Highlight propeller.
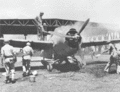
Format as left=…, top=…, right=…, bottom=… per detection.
left=78, top=18, right=90, bottom=35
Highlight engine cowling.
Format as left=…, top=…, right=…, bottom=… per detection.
left=65, top=28, right=82, bottom=48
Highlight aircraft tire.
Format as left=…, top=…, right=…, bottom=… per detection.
left=47, top=64, right=53, bottom=72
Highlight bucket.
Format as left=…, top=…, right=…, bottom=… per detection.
left=32, top=70, right=38, bottom=76
left=29, top=75, right=36, bottom=82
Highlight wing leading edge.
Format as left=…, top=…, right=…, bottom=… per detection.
left=0, top=38, right=53, bottom=50
left=82, top=40, right=120, bottom=48
left=1, top=38, right=120, bottom=49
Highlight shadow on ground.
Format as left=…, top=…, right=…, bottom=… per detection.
left=0, top=66, right=45, bottom=72
left=81, top=60, right=117, bottom=78
left=87, top=60, right=107, bottom=65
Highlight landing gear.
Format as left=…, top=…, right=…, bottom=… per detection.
left=41, top=56, right=84, bottom=72
left=41, top=59, right=54, bottom=72
left=67, top=55, right=83, bottom=70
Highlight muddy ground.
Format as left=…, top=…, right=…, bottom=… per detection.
left=0, top=55, right=120, bottom=92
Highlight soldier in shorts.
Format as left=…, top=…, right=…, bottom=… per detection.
left=1, top=39, right=16, bottom=83
left=22, top=42, right=34, bottom=77
left=114, top=43, right=120, bottom=74
left=102, top=41, right=117, bottom=73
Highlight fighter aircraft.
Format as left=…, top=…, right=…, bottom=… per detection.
left=1, top=13, right=120, bottom=71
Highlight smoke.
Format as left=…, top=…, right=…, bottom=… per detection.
left=53, top=21, right=120, bottom=38
left=54, top=21, right=85, bottom=35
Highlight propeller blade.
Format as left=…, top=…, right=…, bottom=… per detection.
left=78, top=18, right=90, bottom=35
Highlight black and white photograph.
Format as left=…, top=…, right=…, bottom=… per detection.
left=0, top=0, right=120, bottom=92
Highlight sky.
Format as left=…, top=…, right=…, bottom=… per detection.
left=0, top=0, right=120, bottom=25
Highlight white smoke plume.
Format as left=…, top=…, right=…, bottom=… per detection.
left=54, top=21, right=85, bottom=36
left=53, top=20, right=120, bottom=39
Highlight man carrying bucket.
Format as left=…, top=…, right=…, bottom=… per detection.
left=22, top=42, right=34, bottom=77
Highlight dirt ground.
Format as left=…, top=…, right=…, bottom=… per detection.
left=0, top=55, right=120, bottom=92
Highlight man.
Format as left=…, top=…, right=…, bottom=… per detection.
left=22, top=42, right=34, bottom=77
left=1, top=39, right=16, bottom=83
left=114, top=43, right=120, bottom=74
left=101, top=41, right=117, bottom=73
left=90, top=46, right=96, bottom=59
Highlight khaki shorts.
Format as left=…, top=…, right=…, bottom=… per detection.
left=22, top=59, right=30, bottom=66
left=4, top=58, right=15, bottom=70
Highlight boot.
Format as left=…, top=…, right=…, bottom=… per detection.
left=26, top=71, right=32, bottom=76
left=5, top=76, right=11, bottom=84
left=11, top=79, right=16, bottom=84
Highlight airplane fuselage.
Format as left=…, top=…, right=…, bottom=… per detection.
left=41, top=28, right=82, bottom=61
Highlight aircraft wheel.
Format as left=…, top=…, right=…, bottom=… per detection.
left=47, top=64, right=53, bottom=72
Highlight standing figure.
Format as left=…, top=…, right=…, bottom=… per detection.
left=114, top=43, right=120, bottom=74
left=22, top=42, right=34, bottom=77
left=102, top=41, right=117, bottom=73
left=1, top=39, right=16, bottom=83
left=90, top=46, right=96, bottom=59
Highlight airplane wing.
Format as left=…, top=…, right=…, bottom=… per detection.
left=1, top=38, right=120, bottom=50
left=81, top=39, right=120, bottom=48
left=0, top=38, right=53, bottom=50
